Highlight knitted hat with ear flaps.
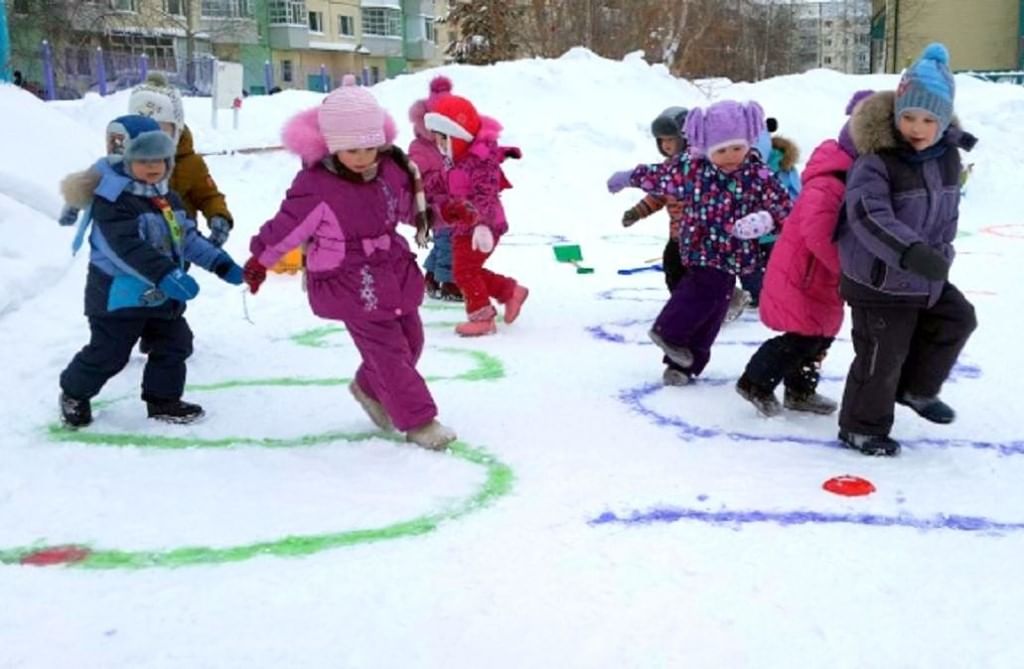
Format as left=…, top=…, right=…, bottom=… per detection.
left=105, top=114, right=161, bottom=156
left=318, top=74, right=391, bottom=153
left=685, top=100, right=765, bottom=155
left=128, top=73, right=185, bottom=140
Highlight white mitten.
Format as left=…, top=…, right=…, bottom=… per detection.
left=471, top=225, right=495, bottom=253
left=730, top=211, right=775, bottom=240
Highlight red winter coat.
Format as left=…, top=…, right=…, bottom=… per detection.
left=759, top=139, right=851, bottom=337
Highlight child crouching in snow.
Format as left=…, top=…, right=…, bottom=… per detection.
left=424, top=89, right=528, bottom=337
left=409, top=76, right=462, bottom=302
left=835, top=44, right=977, bottom=457
left=243, top=77, right=456, bottom=451
left=736, top=90, right=874, bottom=418
left=607, top=100, right=792, bottom=384
left=58, top=115, right=245, bottom=428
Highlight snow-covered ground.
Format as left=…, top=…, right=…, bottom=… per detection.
left=2, top=49, right=1024, bottom=668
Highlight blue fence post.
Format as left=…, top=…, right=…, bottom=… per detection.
left=263, top=59, right=273, bottom=93
left=320, top=63, right=328, bottom=92
left=139, top=52, right=149, bottom=82
left=0, top=0, right=11, bottom=83
left=41, top=40, right=56, bottom=100
left=95, top=46, right=107, bottom=96
left=361, top=66, right=369, bottom=85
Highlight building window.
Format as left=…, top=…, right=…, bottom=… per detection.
left=164, top=0, right=184, bottom=14
left=424, top=17, right=436, bottom=43
left=339, top=15, right=355, bottom=37
left=268, top=0, right=306, bottom=25
left=282, top=59, right=293, bottom=82
left=371, top=66, right=380, bottom=83
left=111, top=0, right=137, bottom=11
left=105, top=32, right=177, bottom=71
left=824, top=56, right=833, bottom=65
left=308, top=11, right=323, bottom=33
left=202, top=0, right=252, bottom=17
left=362, top=8, right=401, bottom=37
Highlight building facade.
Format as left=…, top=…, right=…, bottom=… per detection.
left=794, top=0, right=872, bottom=74
left=870, top=0, right=1024, bottom=72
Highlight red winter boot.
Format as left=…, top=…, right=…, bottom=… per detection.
left=503, top=284, right=529, bottom=324
left=455, top=305, right=497, bottom=337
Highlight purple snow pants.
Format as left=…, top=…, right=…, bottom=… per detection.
left=651, top=266, right=735, bottom=376
left=347, top=311, right=437, bottom=431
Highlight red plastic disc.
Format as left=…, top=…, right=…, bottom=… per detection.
left=823, top=475, right=876, bottom=497
left=20, top=545, right=91, bottom=566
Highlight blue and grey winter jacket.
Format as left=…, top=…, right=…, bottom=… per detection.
left=72, top=160, right=227, bottom=316
left=836, top=90, right=977, bottom=307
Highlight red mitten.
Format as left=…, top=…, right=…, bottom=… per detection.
left=243, top=256, right=268, bottom=294
left=441, top=200, right=478, bottom=228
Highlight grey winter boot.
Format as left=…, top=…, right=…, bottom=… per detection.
left=723, top=287, right=751, bottom=324
left=662, top=367, right=692, bottom=386
left=897, top=392, right=955, bottom=424
left=735, top=375, right=782, bottom=417
left=838, top=431, right=901, bottom=457
left=648, top=329, right=694, bottom=368
left=784, top=389, right=838, bottom=415
left=406, top=419, right=457, bottom=451
left=349, top=381, right=393, bottom=431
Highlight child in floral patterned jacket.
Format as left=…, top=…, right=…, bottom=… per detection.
left=608, top=100, right=793, bottom=383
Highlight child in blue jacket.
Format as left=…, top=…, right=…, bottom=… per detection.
left=58, top=116, right=244, bottom=427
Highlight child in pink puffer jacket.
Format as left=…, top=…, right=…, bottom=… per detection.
left=736, top=90, right=874, bottom=418
left=243, top=77, right=455, bottom=450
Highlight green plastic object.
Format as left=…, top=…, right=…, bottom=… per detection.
left=553, top=244, right=594, bottom=273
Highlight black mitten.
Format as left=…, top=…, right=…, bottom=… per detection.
left=900, top=243, right=949, bottom=281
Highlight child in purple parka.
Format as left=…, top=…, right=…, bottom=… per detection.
left=243, top=77, right=456, bottom=451
left=835, top=44, right=977, bottom=456
left=608, top=100, right=793, bottom=383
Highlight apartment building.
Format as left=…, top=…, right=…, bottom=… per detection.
left=794, top=0, right=872, bottom=74
left=266, top=0, right=448, bottom=91
left=870, top=0, right=1024, bottom=72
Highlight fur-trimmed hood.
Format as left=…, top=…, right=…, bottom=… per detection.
left=61, top=164, right=103, bottom=208
left=850, top=90, right=977, bottom=155
left=771, top=135, right=800, bottom=171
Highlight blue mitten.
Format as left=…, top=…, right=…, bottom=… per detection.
left=58, top=205, right=80, bottom=227
left=158, top=269, right=200, bottom=302
left=208, top=216, right=232, bottom=247
left=607, top=170, right=633, bottom=194
left=213, top=253, right=244, bottom=285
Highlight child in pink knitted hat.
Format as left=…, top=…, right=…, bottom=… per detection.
left=243, top=76, right=456, bottom=451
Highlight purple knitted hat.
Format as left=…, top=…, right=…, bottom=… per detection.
left=838, top=89, right=874, bottom=157
left=684, top=100, right=766, bottom=155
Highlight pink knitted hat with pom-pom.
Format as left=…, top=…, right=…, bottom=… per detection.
left=318, top=75, right=388, bottom=152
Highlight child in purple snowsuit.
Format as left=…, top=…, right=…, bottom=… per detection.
left=835, top=43, right=977, bottom=456
left=243, top=77, right=456, bottom=451
left=608, top=100, right=793, bottom=383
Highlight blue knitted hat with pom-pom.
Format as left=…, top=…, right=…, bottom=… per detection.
left=895, top=43, right=955, bottom=131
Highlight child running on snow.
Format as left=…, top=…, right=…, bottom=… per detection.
left=607, top=100, right=793, bottom=384
left=736, top=90, right=874, bottom=418
left=423, top=88, right=528, bottom=336
left=620, top=106, right=690, bottom=290
left=835, top=44, right=977, bottom=456
left=243, top=77, right=456, bottom=451
left=408, top=76, right=462, bottom=302
left=58, top=115, right=245, bottom=428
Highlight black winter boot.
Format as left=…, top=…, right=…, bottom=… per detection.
left=60, top=392, right=92, bottom=428
left=838, top=431, right=901, bottom=457
left=147, top=398, right=205, bottom=424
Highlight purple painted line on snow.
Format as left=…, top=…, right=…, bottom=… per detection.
left=589, top=507, right=1024, bottom=533
left=618, top=381, right=1024, bottom=456
left=502, top=233, right=570, bottom=247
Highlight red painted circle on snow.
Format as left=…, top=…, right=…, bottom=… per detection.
left=823, top=476, right=876, bottom=497
left=20, top=545, right=91, bottom=566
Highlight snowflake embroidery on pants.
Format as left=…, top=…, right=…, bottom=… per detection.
left=359, top=265, right=378, bottom=312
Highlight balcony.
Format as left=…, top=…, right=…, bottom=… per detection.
left=267, top=0, right=309, bottom=49
left=405, top=39, right=436, bottom=61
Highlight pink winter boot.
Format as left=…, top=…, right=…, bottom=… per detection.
left=455, top=305, right=497, bottom=337
left=503, top=284, right=529, bottom=324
